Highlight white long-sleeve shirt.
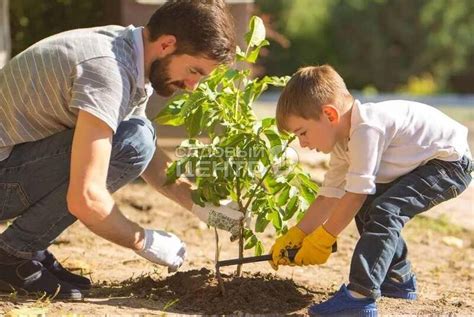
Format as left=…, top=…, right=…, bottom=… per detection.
left=319, top=99, right=471, bottom=198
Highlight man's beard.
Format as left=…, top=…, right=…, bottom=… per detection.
left=149, top=54, right=186, bottom=97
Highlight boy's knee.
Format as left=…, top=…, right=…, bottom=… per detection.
left=111, top=116, right=156, bottom=173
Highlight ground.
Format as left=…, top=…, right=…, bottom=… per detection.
left=1, top=179, right=473, bottom=316
left=1, top=105, right=473, bottom=316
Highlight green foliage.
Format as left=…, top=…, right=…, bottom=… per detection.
left=9, top=0, right=109, bottom=56
left=155, top=16, right=318, bottom=256
left=256, top=0, right=474, bottom=92
left=398, top=73, right=438, bottom=95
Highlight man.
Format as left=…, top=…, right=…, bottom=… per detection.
left=0, top=0, right=241, bottom=300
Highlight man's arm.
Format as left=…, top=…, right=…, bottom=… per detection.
left=66, top=110, right=145, bottom=250
left=140, top=145, right=194, bottom=211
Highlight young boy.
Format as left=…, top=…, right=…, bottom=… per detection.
left=270, top=65, right=472, bottom=316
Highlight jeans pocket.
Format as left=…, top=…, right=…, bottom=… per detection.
left=0, top=183, right=30, bottom=220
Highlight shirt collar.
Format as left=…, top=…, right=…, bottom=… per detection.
left=131, top=26, right=146, bottom=89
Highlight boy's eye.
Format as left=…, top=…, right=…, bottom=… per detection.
left=189, top=68, right=198, bottom=75
left=301, top=132, right=306, bottom=136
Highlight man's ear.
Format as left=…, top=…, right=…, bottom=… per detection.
left=322, top=105, right=340, bottom=123
left=155, top=34, right=177, bottom=57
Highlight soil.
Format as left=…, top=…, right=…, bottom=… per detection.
left=1, top=179, right=473, bottom=316
left=1, top=117, right=473, bottom=316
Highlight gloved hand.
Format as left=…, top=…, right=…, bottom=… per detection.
left=135, top=229, right=186, bottom=272
left=269, top=226, right=306, bottom=270
left=192, top=201, right=243, bottom=240
left=294, top=225, right=337, bottom=266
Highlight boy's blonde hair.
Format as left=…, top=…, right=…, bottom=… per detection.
left=276, top=65, right=353, bottom=132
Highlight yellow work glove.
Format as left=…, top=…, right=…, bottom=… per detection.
left=269, top=226, right=306, bottom=270
left=294, top=226, right=337, bottom=266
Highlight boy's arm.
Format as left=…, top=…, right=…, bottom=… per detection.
left=323, top=192, right=367, bottom=236
left=296, top=195, right=339, bottom=234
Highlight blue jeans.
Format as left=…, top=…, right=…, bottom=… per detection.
left=0, top=116, right=156, bottom=259
left=348, top=155, right=473, bottom=299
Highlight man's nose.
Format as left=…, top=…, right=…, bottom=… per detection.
left=185, top=75, right=201, bottom=90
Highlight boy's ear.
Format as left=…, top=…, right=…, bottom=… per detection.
left=322, top=105, right=340, bottom=123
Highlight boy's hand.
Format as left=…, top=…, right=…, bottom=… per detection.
left=192, top=201, right=243, bottom=240
left=294, top=226, right=337, bottom=266
left=135, top=229, right=187, bottom=272
left=269, top=226, right=306, bottom=270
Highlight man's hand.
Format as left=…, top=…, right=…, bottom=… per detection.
left=192, top=201, right=243, bottom=239
left=135, top=229, right=186, bottom=272
left=269, top=226, right=306, bottom=270
left=294, top=226, right=337, bottom=266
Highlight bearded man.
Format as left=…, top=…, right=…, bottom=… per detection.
left=0, top=0, right=241, bottom=299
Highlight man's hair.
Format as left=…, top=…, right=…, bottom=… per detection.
left=276, top=65, right=353, bottom=132
left=147, top=0, right=236, bottom=64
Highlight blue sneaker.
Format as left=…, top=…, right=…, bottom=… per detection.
left=381, top=274, right=417, bottom=300
left=308, top=284, right=377, bottom=317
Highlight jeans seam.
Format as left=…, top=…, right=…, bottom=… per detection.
left=1, top=149, right=71, bottom=172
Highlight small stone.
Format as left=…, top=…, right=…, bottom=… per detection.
left=441, top=236, right=464, bottom=248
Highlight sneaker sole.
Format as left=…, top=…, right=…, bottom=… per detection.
left=381, top=291, right=417, bottom=300
left=308, top=309, right=378, bottom=317
left=309, top=308, right=378, bottom=317
left=0, top=279, right=83, bottom=301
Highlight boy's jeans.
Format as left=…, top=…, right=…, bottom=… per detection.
left=0, top=116, right=156, bottom=260
left=348, top=155, right=473, bottom=299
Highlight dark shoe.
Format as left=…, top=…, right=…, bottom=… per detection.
left=0, top=257, right=83, bottom=300
left=40, top=250, right=91, bottom=290
left=308, top=284, right=377, bottom=317
left=381, top=274, right=417, bottom=300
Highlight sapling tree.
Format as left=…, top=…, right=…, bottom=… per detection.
left=155, top=16, right=318, bottom=276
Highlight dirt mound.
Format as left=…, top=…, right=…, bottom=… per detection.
left=96, top=268, right=320, bottom=315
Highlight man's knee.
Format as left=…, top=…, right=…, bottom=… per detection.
left=111, top=116, right=156, bottom=174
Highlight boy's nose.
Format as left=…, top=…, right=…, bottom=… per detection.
left=299, top=138, right=308, bottom=148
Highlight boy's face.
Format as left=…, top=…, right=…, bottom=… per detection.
left=286, top=111, right=339, bottom=154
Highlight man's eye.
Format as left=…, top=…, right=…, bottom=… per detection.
left=301, top=132, right=307, bottom=136
left=189, top=68, right=198, bottom=75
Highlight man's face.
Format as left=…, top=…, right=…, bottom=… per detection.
left=149, top=53, right=218, bottom=97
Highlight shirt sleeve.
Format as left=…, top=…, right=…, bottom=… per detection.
left=319, top=144, right=349, bottom=198
left=345, top=124, right=385, bottom=194
left=69, top=57, right=134, bottom=133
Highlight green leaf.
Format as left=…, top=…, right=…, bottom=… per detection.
left=186, top=106, right=203, bottom=137
left=269, top=208, right=282, bottom=230
left=255, top=241, right=264, bottom=256
left=277, top=186, right=290, bottom=207
left=245, top=16, right=266, bottom=48
left=246, top=40, right=270, bottom=63
left=297, top=173, right=319, bottom=192
left=264, top=129, right=282, bottom=148
left=261, top=117, right=275, bottom=129
left=255, top=212, right=271, bottom=232
left=165, top=161, right=178, bottom=184
left=245, top=234, right=258, bottom=249
left=283, top=196, right=299, bottom=221
left=191, top=189, right=205, bottom=206
left=155, top=100, right=186, bottom=126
